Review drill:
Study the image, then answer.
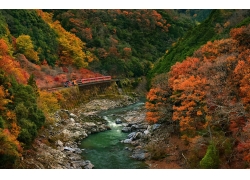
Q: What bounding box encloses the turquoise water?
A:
[80,102,148,169]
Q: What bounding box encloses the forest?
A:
[1,9,250,169]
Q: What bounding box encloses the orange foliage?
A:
[0,39,9,56]
[146,74,172,124]
[0,128,22,156]
[147,25,250,163]
[0,86,9,111]
[0,39,29,84]
[84,28,92,40]
[123,47,132,58]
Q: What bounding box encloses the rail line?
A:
[45,76,113,91]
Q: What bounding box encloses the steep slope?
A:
[145,23,250,168]
[48,10,204,78]
[0,10,103,168]
[149,9,250,79]
[0,10,59,65]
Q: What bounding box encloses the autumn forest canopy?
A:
[1,9,250,168]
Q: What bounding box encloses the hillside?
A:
[0,9,103,168]
[48,10,208,78]
[145,21,250,168]
[149,9,250,79]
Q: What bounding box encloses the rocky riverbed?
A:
[16,94,168,169]
[116,108,162,162]
[16,95,140,169]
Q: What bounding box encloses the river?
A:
[80,101,149,169]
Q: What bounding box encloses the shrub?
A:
[17,128,33,146]
[0,129,21,168]
[200,142,219,169]
[146,140,168,160]
[28,107,45,129]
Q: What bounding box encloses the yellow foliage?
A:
[0,129,22,157]
[37,90,60,114]
[10,122,20,138]
[37,10,90,68]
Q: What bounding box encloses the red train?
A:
[64,76,112,87]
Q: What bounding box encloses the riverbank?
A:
[15,95,139,169]
[15,93,177,169]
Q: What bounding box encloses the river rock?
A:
[55,140,63,147]
[98,125,105,132]
[122,127,131,133]
[84,160,94,169]
[137,124,148,130]
[125,147,133,151]
[68,154,82,161]
[131,152,147,161]
[70,118,75,123]
[91,128,97,133]
[83,122,97,128]
[122,138,133,144]
[130,141,140,146]
[144,130,150,135]
[131,149,148,161]
[74,148,83,154]
[127,132,136,139]
[152,124,161,131]
[115,118,122,124]
[71,160,86,168]
[61,129,71,141]
[127,122,136,127]
[64,146,75,152]
[70,113,77,118]
[131,124,139,131]
[134,132,142,140]
[122,123,129,127]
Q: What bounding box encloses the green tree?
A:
[0,116,4,128]
[200,142,219,169]
[28,74,39,96]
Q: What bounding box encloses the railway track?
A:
[43,76,116,92]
